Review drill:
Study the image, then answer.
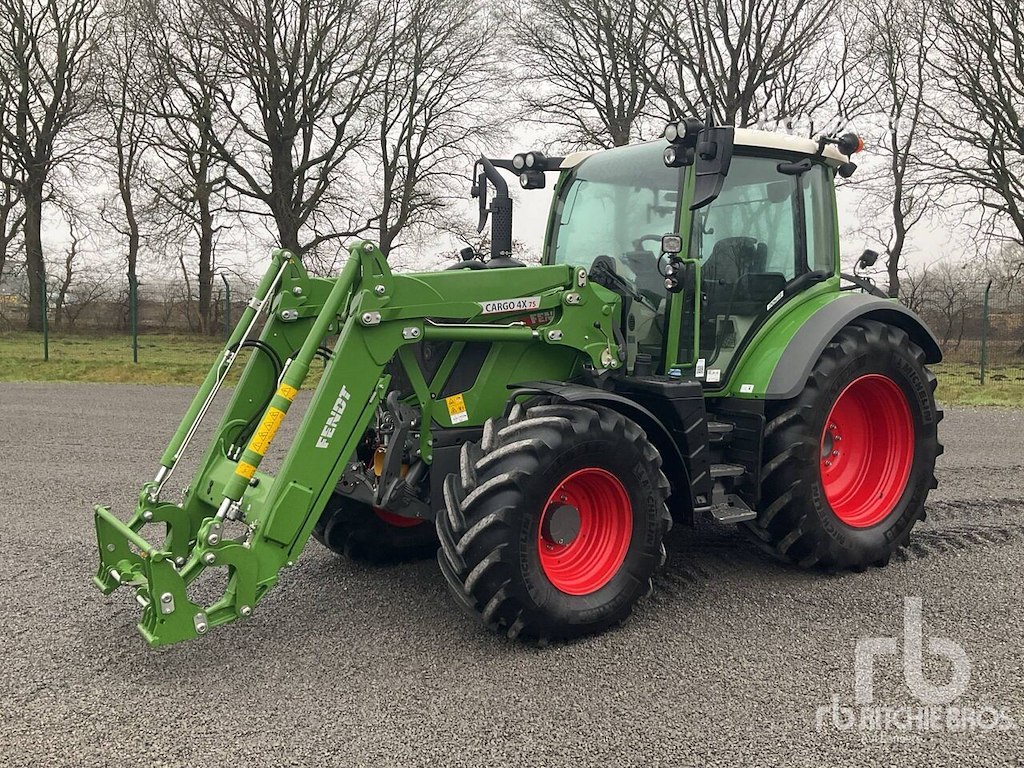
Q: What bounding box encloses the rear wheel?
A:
[437,402,671,641]
[313,495,437,564]
[746,319,942,570]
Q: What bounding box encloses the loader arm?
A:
[93,241,622,646]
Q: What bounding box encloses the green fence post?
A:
[128,274,139,364]
[38,271,48,362]
[980,278,992,386]
[221,273,231,340]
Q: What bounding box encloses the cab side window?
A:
[804,164,837,273]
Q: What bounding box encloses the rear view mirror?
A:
[690,123,735,210]
[858,249,879,269]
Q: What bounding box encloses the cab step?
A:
[710,462,745,479]
[707,420,734,446]
[709,490,757,524]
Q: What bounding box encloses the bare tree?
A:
[196,0,383,256]
[852,0,936,298]
[0,0,100,330]
[930,0,1024,246]
[96,3,153,322]
[140,0,230,333]
[0,96,25,286]
[898,262,932,315]
[369,0,504,255]
[511,0,859,149]
[51,205,85,329]
[929,261,978,348]
[648,0,847,127]
[985,241,1024,304]
[510,0,661,147]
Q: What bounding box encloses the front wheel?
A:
[746,319,942,570]
[437,402,671,641]
[313,494,437,564]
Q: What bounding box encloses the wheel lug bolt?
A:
[832,450,839,456]
[824,460,832,467]
[829,423,837,430]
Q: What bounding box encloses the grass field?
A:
[1,330,1021,405]
[0,331,224,385]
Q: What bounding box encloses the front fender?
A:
[510,381,697,522]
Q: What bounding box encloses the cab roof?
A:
[559,128,850,169]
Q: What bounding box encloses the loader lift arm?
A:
[93,241,622,646]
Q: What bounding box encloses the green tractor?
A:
[93,119,942,646]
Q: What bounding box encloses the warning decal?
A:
[445,393,469,424]
[235,461,257,479]
[248,406,286,456]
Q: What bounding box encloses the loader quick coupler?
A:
[93,244,368,646]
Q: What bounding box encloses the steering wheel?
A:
[622,233,664,269]
[632,234,665,251]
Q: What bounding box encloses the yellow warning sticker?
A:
[248,407,285,456]
[276,384,298,402]
[445,393,469,424]
[235,461,257,479]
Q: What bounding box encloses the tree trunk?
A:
[197,190,214,334]
[0,204,12,287]
[23,176,45,332]
[276,216,301,257]
[378,224,394,257]
[127,228,139,324]
[887,252,902,299]
[120,160,141,331]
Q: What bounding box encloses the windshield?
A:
[548,143,682,300]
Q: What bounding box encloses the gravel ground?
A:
[1,382,1022,767]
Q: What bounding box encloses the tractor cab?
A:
[543,129,849,383]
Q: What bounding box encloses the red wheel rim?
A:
[537,468,632,595]
[372,507,424,528]
[820,374,915,528]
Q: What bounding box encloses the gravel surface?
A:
[1,382,1021,766]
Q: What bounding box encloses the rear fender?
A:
[723,291,942,401]
[765,296,942,400]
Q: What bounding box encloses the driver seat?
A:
[703,237,784,316]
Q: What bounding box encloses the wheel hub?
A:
[821,423,841,467]
[541,503,581,546]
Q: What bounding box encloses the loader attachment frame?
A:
[93,240,622,646]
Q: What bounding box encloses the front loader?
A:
[94,118,943,646]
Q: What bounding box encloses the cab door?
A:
[668,154,836,386]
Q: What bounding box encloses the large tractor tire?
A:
[313,494,437,564]
[746,319,942,570]
[437,402,672,641]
